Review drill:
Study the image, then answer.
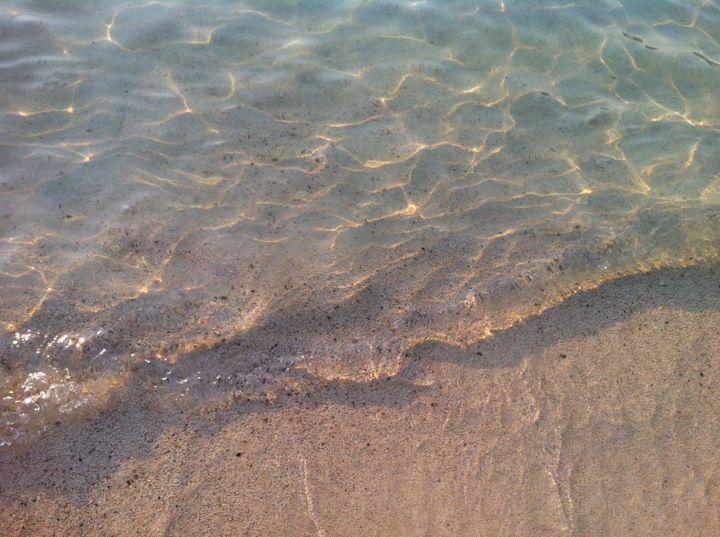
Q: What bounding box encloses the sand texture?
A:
[2,1,720,534]
[2,265,719,536]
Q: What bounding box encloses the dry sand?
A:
[1,264,719,536]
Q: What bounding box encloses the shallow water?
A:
[1,0,719,445]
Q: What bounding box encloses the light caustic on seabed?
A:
[1,0,720,444]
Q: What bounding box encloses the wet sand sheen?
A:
[2,265,720,536]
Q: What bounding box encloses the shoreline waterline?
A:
[2,263,720,535]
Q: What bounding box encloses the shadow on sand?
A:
[1,263,718,506]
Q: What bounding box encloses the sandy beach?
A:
[2,264,719,536]
[2,1,720,535]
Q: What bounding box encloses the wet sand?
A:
[2,264,719,536]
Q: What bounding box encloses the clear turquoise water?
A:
[1,0,719,445]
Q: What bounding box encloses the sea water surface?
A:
[1,0,719,445]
